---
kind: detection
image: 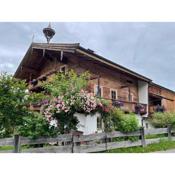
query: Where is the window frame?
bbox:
[110,89,118,100]
[94,85,103,97]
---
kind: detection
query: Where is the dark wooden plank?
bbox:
[145,128,168,135]
[20,134,72,145]
[74,143,106,153]
[106,131,140,138]
[14,135,21,153]
[32,47,75,53]
[145,137,168,145]
[73,133,106,142]
[0,137,14,146]
[140,127,146,147]
[22,145,72,153]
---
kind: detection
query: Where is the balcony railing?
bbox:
[104,98,147,115]
[149,105,165,114]
[28,71,56,91]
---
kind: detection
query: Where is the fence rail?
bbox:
[0,126,174,153]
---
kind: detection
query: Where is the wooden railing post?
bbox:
[71,134,74,153]
[105,133,108,151]
[140,127,146,147]
[14,135,21,153]
[168,125,172,141]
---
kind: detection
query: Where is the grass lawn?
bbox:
[0,145,32,152]
[106,139,175,153]
[0,145,13,151]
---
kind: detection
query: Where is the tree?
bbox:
[0,73,45,137]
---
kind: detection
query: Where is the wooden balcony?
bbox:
[28,71,56,91]
[111,99,147,115]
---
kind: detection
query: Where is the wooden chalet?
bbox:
[14,25,175,116]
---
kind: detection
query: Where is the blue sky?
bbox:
[0,22,175,90]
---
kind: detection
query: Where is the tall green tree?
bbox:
[0,73,44,137]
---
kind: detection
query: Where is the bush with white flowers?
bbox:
[42,70,114,134]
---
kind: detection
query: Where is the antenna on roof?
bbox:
[43,22,55,44]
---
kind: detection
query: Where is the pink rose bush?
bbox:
[42,89,113,128]
[43,96,70,127]
[76,90,97,113]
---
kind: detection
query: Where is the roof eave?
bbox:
[76,46,152,82]
[14,43,33,79]
[150,82,175,94]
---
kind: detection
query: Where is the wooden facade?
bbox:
[14,43,175,115]
[149,83,175,113]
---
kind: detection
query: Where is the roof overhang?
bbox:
[14,42,152,82]
[149,92,174,101]
[150,82,175,94]
[14,43,79,79]
[76,47,151,82]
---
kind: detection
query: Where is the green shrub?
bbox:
[110,108,139,133]
[150,112,175,128]
[111,108,124,130]
[117,113,139,133]
[17,112,59,139]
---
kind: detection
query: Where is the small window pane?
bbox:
[95,86,101,97]
[111,90,116,100]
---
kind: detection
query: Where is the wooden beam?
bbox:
[32,47,75,53]
[149,92,174,101]
[89,75,101,80]
[21,65,38,75]
[60,50,63,61]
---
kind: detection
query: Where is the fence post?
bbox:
[140,127,146,147]
[105,133,108,151]
[168,125,172,141]
[14,135,21,153]
[71,134,74,153]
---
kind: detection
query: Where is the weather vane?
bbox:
[43,23,55,44]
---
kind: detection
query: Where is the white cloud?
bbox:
[0,46,24,57]
[0,63,14,69]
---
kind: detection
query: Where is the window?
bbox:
[94,85,103,97]
[110,89,117,100]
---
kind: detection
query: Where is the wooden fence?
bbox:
[0,126,174,153]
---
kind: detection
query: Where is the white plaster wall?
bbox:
[75,113,86,132]
[85,114,97,135]
[74,112,101,135]
[138,80,149,117]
